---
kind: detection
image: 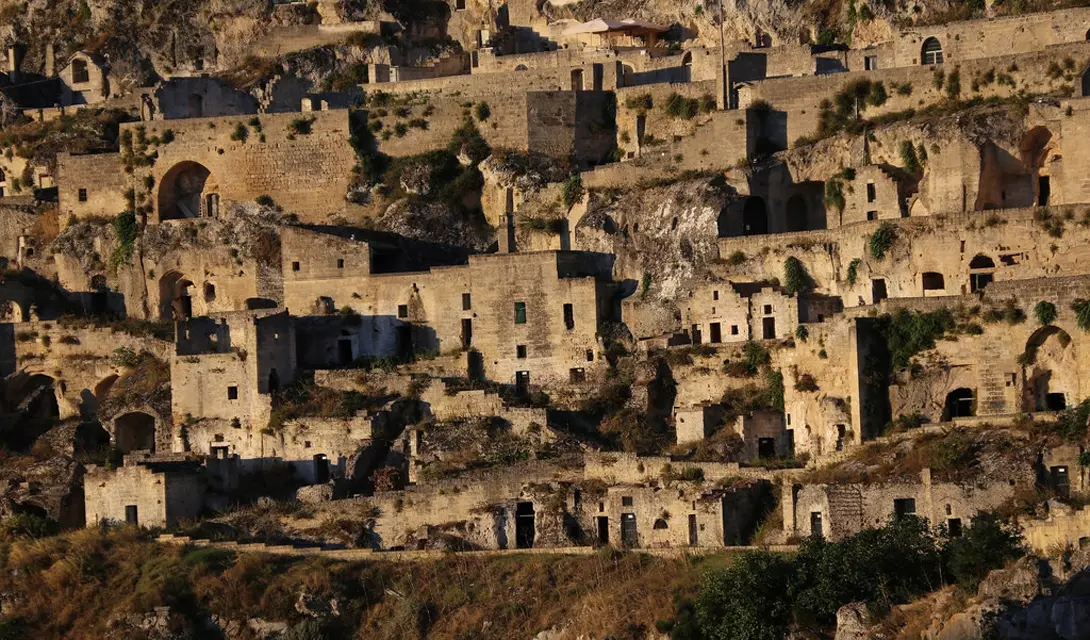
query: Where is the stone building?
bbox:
[84,457,205,528]
[783,467,1028,541]
[683,282,799,344]
[170,310,296,431]
[57,51,109,106]
[281,226,616,387]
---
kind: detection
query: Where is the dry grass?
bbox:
[0,529,720,639]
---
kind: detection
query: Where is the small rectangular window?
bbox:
[866,210,878,221]
[713,290,719,301]
[337,258,344,269]
[622,496,634,507]
[563,303,574,330]
[397,304,408,318]
[569,367,586,383]
[585,349,594,362]
[514,301,527,324]
[462,293,472,310]
[764,304,773,314]
[78,188,88,202]
[730,325,739,335]
[227,386,238,400]
[292,261,300,272]
[516,344,527,359]
[866,183,876,202]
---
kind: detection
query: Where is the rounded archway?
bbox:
[158,161,214,221]
[114,411,157,453]
[12,374,59,421]
[943,388,975,420]
[921,37,943,65]
[742,197,768,236]
[785,194,808,232]
[1024,326,1077,412]
[968,254,996,292]
[159,271,194,321]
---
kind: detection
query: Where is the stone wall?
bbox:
[57,153,129,221]
[84,463,203,528]
[281,232,615,386]
[123,110,356,223]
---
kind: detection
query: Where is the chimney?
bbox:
[497,214,516,253]
[44,43,54,77]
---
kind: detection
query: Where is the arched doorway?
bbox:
[1024,326,1077,411]
[785,194,808,232]
[114,412,157,453]
[968,255,995,292]
[943,388,975,420]
[921,37,943,65]
[158,161,214,221]
[1019,127,1055,207]
[159,271,194,321]
[742,197,768,235]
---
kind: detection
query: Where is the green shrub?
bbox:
[230,122,249,142]
[795,325,809,342]
[944,67,961,100]
[562,173,583,208]
[1035,301,1058,325]
[255,194,275,207]
[824,179,846,213]
[109,346,140,368]
[475,102,491,121]
[942,514,1023,591]
[288,117,315,135]
[109,211,138,270]
[624,93,653,112]
[868,223,896,260]
[782,256,812,295]
[727,250,746,266]
[665,92,700,119]
[1072,299,1090,330]
[866,81,888,107]
[696,551,794,640]
[847,258,862,286]
[900,140,922,174]
[876,308,956,370]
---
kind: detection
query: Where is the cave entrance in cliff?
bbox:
[14,374,59,423]
[742,196,768,235]
[158,161,215,221]
[942,388,975,420]
[515,501,535,549]
[114,412,156,453]
[1025,326,1077,412]
[159,272,194,322]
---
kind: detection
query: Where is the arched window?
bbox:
[968,255,995,269]
[943,388,975,420]
[921,37,943,65]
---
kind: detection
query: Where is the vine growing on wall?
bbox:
[1071,299,1090,330]
[1034,301,1058,325]
[846,258,862,286]
[782,256,812,295]
[868,222,896,260]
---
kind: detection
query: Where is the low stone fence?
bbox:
[157,534,798,561]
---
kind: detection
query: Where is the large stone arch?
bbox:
[159,271,195,321]
[8,373,59,420]
[113,411,158,453]
[157,161,218,221]
[1024,326,1077,411]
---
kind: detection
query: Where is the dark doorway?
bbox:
[396,325,413,357]
[1046,392,1067,411]
[571,69,584,91]
[1038,176,1051,206]
[762,317,776,339]
[894,498,917,519]
[1051,466,1070,498]
[125,505,139,525]
[922,272,945,292]
[461,318,473,348]
[688,514,698,546]
[836,424,846,452]
[467,349,485,380]
[596,516,609,545]
[742,197,768,235]
[943,388,975,420]
[338,338,354,365]
[592,63,604,90]
[563,303,575,330]
[785,194,808,232]
[620,512,638,546]
[313,455,330,484]
[516,501,536,548]
[810,511,823,538]
[758,437,776,459]
[691,324,702,345]
[709,322,722,344]
[969,272,994,293]
[872,279,888,303]
[947,518,963,537]
[515,370,530,394]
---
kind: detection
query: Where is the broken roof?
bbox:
[561,18,670,37]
